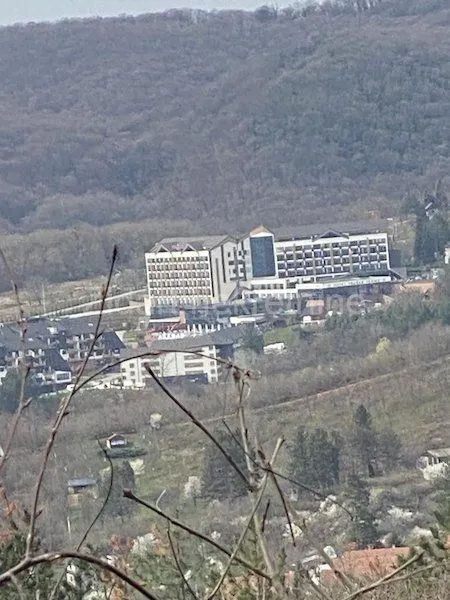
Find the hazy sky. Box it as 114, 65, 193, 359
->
0, 0, 265, 26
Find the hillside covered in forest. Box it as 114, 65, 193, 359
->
0, 0, 449, 285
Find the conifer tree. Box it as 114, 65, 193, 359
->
351, 405, 378, 477
202, 428, 249, 501
290, 427, 341, 492
345, 474, 379, 549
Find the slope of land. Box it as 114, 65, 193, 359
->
0, 0, 449, 287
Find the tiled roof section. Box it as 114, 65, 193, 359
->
101, 330, 126, 351
120, 326, 245, 357
149, 235, 229, 253
43, 348, 71, 372
322, 547, 410, 583
274, 219, 388, 242
67, 478, 97, 488
426, 448, 450, 459
0, 324, 48, 352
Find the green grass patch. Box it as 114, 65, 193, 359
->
264, 325, 298, 346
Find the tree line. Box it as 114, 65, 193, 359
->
0, 0, 448, 287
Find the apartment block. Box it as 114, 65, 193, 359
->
145, 221, 395, 309
120, 328, 238, 387
145, 235, 238, 310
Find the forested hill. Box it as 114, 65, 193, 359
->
0, 0, 449, 286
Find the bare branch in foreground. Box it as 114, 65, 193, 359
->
122, 489, 271, 582
25, 246, 118, 557
167, 525, 199, 600
0, 550, 162, 600
143, 363, 252, 491
207, 437, 284, 600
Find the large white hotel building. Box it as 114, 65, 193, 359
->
145, 221, 393, 310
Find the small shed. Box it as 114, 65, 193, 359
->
418, 448, 450, 468
106, 433, 128, 450
67, 477, 98, 506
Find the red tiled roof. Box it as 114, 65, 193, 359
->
322, 547, 410, 583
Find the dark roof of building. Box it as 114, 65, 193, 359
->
0, 324, 48, 352
148, 222, 389, 254
57, 316, 98, 336
150, 235, 229, 253
150, 325, 245, 352
121, 326, 245, 357
273, 220, 389, 242
67, 477, 97, 488
101, 330, 126, 351
44, 348, 71, 372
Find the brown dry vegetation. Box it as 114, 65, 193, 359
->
1, 321, 449, 553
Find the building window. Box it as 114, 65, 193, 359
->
250, 236, 276, 278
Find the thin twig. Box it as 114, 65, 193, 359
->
47, 440, 115, 600
143, 364, 252, 490
167, 526, 199, 600
221, 420, 353, 518
261, 500, 270, 533
0, 249, 31, 477
342, 549, 425, 600
263, 458, 296, 547
235, 380, 276, 579
0, 550, 162, 600
122, 489, 271, 582
0, 365, 31, 476
206, 457, 273, 600
25, 246, 118, 557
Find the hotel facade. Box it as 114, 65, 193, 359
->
145, 222, 393, 311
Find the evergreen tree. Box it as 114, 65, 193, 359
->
345, 474, 379, 549
0, 531, 92, 599
351, 405, 378, 477
0, 369, 23, 413
376, 428, 402, 473
120, 460, 135, 490
241, 326, 264, 354
104, 460, 136, 519
290, 427, 341, 492
0, 369, 40, 414
202, 428, 249, 501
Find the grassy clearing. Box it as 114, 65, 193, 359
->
132, 359, 450, 502
0, 276, 107, 321
264, 325, 299, 346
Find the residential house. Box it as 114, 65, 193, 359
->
120, 326, 243, 387
0, 317, 125, 391
417, 448, 450, 479
301, 298, 327, 326
106, 434, 128, 450
418, 447, 450, 468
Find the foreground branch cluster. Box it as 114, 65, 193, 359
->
0, 247, 448, 600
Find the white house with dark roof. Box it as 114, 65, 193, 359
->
0, 316, 125, 392
120, 326, 242, 387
